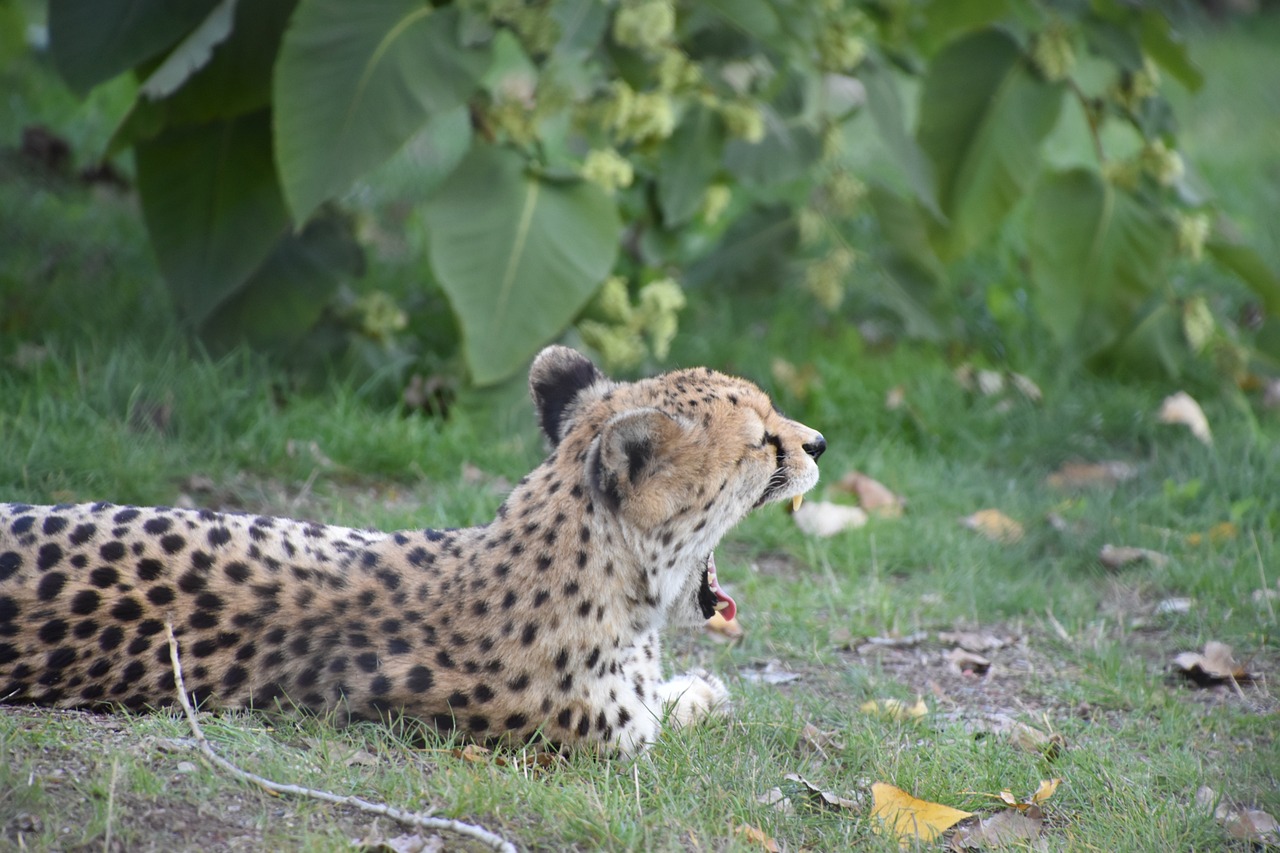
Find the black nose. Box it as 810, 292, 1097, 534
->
802, 434, 826, 461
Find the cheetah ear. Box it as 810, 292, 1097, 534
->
590, 408, 689, 520
529, 346, 606, 445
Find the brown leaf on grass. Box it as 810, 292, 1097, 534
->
834, 471, 905, 517
949, 807, 1046, 850
1045, 460, 1138, 490
960, 510, 1024, 544
784, 774, 863, 811
860, 696, 929, 722
757, 787, 794, 814
734, 824, 781, 852
1171, 641, 1256, 685
793, 501, 868, 536
1099, 544, 1170, 570
871, 782, 972, 844
1009, 372, 1043, 403
945, 713, 1067, 760
741, 660, 802, 685
937, 631, 1009, 652
704, 611, 744, 642
450, 744, 561, 771
798, 723, 846, 759
1158, 391, 1212, 445
1198, 786, 1280, 845
946, 648, 992, 677
342, 748, 380, 767
353, 833, 445, 853
1186, 521, 1238, 546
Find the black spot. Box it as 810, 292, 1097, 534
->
126, 636, 150, 656
87, 659, 111, 679
370, 675, 391, 696
406, 665, 433, 693
504, 713, 528, 731
10, 515, 35, 535
356, 652, 379, 673
507, 672, 529, 692
110, 597, 143, 622
99, 541, 126, 562
208, 527, 231, 547
42, 515, 68, 536
113, 508, 141, 524
554, 649, 569, 670
88, 566, 118, 588
69, 524, 96, 546
501, 590, 518, 609
0, 551, 21, 581
221, 666, 248, 690
37, 571, 68, 601
195, 592, 224, 611
37, 619, 68, 644
177, 570, 206, 594
536, 554, 553, 572
191, 639, 219, 658
189, 611, 218, 630
191, 551, 214, 571
143, 517, 172, 535
447, 690, 470, 708
35, 540, 61, 568
99, 626, 124, 651
297, 666, 320, 688
435, 650, 455, 669
220, 561, 250, 584
147, 586, 175, 605
520, 623, 537, 646
46, 646, 76, 670
73, 620, 98, 639
160, 534, 186, 554
121, 660, 145, 682
136, 558, 164, 581
472, 684, 494, 703
136, 620, 163, 638
586, 647, 601, 669
0, 595, 17, 622
387, 637, 411, 655
576, 715, 590, 737
236, 642, 257, 661
66, 590, 100, 616
557, 708, 573, 728
0, 643, 18, 665
533, 590, 550, 608
577, 551, 588, 569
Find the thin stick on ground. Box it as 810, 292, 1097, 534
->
163, 622, 518, 853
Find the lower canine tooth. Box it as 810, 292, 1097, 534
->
714, 601, 729, 611
792, 495, 804, 511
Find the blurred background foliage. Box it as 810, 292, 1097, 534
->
2, 0, 1278, 405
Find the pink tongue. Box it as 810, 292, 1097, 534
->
707, 553, 737, 621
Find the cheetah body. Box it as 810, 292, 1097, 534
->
0, 347, 823, 753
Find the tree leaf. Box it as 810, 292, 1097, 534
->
1026, 167, 1174, 354
135, 110, 290, 325
424, 145, 621, 386
1139, 8, 1203, 91
1207, 238, 1280, 314
702, 0, 779, 40
861, 59, 942, 219
274, 1, 492, 223
871, 782, 973, 843
658, 105, 724, 228
200, 209, 364, 352
915, 0, 1011, 55
917, 28, 1065, 260
48, 0, 219, 93
139, 0, 237, 99
723, 106, 822, 189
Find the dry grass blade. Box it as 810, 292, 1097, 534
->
162, 622, 517, 853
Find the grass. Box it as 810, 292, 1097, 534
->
3, 12, 1280, 853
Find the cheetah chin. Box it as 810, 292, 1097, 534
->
1, 346, 824, 754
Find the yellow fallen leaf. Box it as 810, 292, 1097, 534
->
836, 471, 905, 517
1098, 543, 1169, 570
871, 782, 973, 843
734, 824, 781, 852
1045, 460, 1137, 490
960, 509, 1024, 544
1172, 641, 1255, 684
860, 696, 928, 721
1158, 390, 1212, 445
1185, 521, 1238, 547
1031, 778, 1061, 804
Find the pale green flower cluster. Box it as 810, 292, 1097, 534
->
1109, 57, 1161, 113
1031, 22, 1076, 82
815, 8, 869, 72
578, 276, 687, 369
826, 171, 866, 218
1181, 295, 1215, 354
353, 290, 408, 341
613, 0, 675, 52
1176, 211, 1211, 262
1139, 139, 1184, 186
718, 100, 765, 143
656, 48, 701, 92
700, 184, 731, 225
581, 148, 635, 194
603, 81, 676, 143
804, 245, 857, 310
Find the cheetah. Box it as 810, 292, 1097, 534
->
0, 346, 824, 753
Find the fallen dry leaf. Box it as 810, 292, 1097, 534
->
353, 832, 445, 853
1186, 521, 1238, 546
835, 471, 905, 517
343, 748, 380, 767
976, 369, 1005, 397
861, 631, 929, 648
945, 713, 1067, 760
949, 807, 1046, 850
860, 696, 929, 722
885, 384, 906, 411
757, 787, 794, 814
871, 782, 973, 844
798, 723, 846, 759
1172, 641, 1255, 685
1045, 460, 1138, 490
704, 611, 744, 642
793, 501, 868, 536
937, 631, 1009, 652
1155, 597, 1193, 615
1158, 391, 1212, 445
741, 660, 802, 685
1099, 543, 1170, 570
734, 824, 781, 852
960, 509, 1024, 544
784, 773, 862, 811
946, 648, 992, 677
1198, 786, 1280, 845
1009, 372, 1043, 403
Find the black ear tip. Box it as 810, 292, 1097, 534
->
529, 347, 604, 444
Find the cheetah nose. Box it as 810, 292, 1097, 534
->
802, 434, 826, 461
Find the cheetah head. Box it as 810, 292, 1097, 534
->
529, 346, 825, 628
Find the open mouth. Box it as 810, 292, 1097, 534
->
698, 553, 737, 621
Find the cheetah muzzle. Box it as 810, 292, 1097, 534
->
0, 346, 824, 754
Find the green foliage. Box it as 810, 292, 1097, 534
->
34, 0, 1280, 385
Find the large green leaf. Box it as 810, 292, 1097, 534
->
658, 106, 725, 228
723, 106, 822, 189
135, 110, 290, 325
868, 183, 946, 339
917, 28, 1064, 260
1140, 9, 1203, 92
139, 0, 237, 99
48, 0, 218, 93
916, 0, 1011, 55
702, 0, 779, 39
861, 60, 942, 220
1207, 238, 1280, 314
1027, 167, 1174, 354
274, 1, 492, 223
201, 210, 363, 352
423, 146, 621, 386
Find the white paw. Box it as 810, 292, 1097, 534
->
657, 669, 730, 729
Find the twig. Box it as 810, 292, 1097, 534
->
103, 758, 119, 853
163, 622, 518, 853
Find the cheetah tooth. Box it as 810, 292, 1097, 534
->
714, 601, 729, 611
792, 495, 804, 511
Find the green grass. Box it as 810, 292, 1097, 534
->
2, 13, 1280, 853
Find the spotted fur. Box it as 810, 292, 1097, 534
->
0, 347, 824, 753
